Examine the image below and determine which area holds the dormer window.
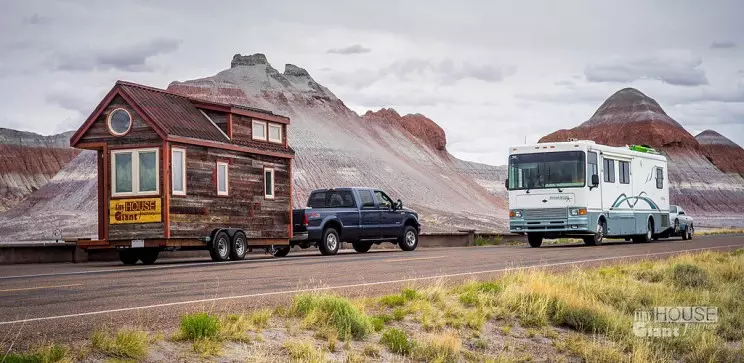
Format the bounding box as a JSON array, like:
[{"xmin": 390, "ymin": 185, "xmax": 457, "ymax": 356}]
[
  {"xmin": 268, "ymin": 123, "xmax": 282, "ymax": 143},
  {"xmin": 252, "ymin": 120, "xmax": 267, "ymax": 141}
]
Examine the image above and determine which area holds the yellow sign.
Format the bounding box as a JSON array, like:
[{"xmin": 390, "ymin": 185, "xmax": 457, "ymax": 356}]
[{"xmin": 109, "ymin": 198, "xmax": 162, "ymax": 224}]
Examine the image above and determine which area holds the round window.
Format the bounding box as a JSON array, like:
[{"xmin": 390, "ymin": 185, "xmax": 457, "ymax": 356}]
[{"xmin": 107, "ymin": 108, "xmax": 132, "ymax": 136}]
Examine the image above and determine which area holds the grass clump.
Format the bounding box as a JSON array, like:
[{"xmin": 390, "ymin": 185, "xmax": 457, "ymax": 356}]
[
  {"xmin": 1, "ymin": 344, "xmax": 67, "ymax": 363},
  {"xmin": 291, "ymin": 293, "xmax": 373, "ymax": 340},
  {"xmin": 284, "ymin": 340, "xmax": 325, "ymax": 362},
  {"xmin": 371, "ymin": 313, "xmax": 393, "ymax": 332},
  {"xmin": 474, "ymin": 234, "xmax": 502, "ymax": 246},
  {"xmin": 192, "ymin": 338, "xmax": 222, "ymax": 357},
  {"xmin": 413, "ymin": 331, "xmax": 461, "ymax": 363},
  {"xmin": 380, "ymin": 328, "xmax": 414, "ymax": 355},
  {"xmin": 179, "ymin": 312, "xmax": 220, "ymax": 340},
  {"xmin": 362, "ymin": 344, "xmax": 381, "ymax": 358},
  {"xmin": 670, "ymin": 263, "xmax": 709, "ymax": 288},
  {"xmin": 91, "ymin": 328, "xmax": 149, "ymax": 360}
]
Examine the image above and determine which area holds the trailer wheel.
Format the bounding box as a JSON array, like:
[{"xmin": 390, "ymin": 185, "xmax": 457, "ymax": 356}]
[
  {"xmin": 319, "ymin": 228, "xmax": 340, "ymax": 256},
  {"xmin": 230, "ymin": 231, "xmax": 247, "ymax": 260},
  {"xmin": 211, "ymin": 231, "xmax": 231, "ymax": 261},
  {"xmin": 271, "ymin": 246, "xmax": 290, "ymax": 257},
  {"xmin": 399, "ymin": 226, "xmax": 419, "ymax": 251},
  {"xmin": 353, "ymin": 242, "xmax": 372, "ymax": 253},
  {"xmin": 118, "ymin": 249, "xmax": 138, "ymax": 265},
  {"xmin": 139, "ymin": 248, "xmax": 160, "ymax": 265},
  {"xmin": 527, "ymin": 233, "xmax": 543, "ymax": 248}
]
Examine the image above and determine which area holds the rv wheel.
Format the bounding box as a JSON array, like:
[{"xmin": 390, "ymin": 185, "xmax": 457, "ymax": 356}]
[
  {"xmin": 230, "ymin": 231, "xmax": 247, "ymax": 260},
  {"xmin": 211, "ymin": 231, "xmax": 231, "ymax": 261},
  {"xmin": 118, "ymin": 249, "xmax": 138, "ymax": 265},
  {"xmin": 527, "ymin": 233, "xmax": 543, "ymax": 248},
  {"xmin": 584, "ymin": 220, "xmax": 605, "ymax": 246}
]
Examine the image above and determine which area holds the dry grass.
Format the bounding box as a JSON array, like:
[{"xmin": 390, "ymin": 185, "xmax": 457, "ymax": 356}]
[
  {"xmin": 90, "ymin": 328, "xmax": 150, "ymax": 360},
  {"xmin": 697, "ymin": 228, "xmax": 744, "ymax": 236}
]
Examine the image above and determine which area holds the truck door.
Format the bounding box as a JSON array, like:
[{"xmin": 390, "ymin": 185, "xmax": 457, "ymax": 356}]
[
  {"xmin": 375, "ymin": 190, "xmax": 400, "ymax": 238},
  {"xmin": 357, "ymin": 189, "xmax": 382, "ymax": 239}
]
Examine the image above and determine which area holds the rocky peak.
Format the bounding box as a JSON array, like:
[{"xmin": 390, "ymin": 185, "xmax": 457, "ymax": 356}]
[
  {"xmin": 284, "ymin": 64, "xmax": 311, "ymax": 78},
  {"xmin": 363, "ymin": 108, "xmax": 447, "ymax": 151},
  {"xmin": 231, "ymin": 53, "xmax": 270, "ymax": 68},
  {"xmin": 364, "ymin": 108, "xmax": 401, "ymax": 119},
  {"xmin": 695, "ymin": 130, "xmax": 744, "ymax": 176},
  {"xmin": 695, "ymin": 130, "xmax": 739, "ymax": 146}
]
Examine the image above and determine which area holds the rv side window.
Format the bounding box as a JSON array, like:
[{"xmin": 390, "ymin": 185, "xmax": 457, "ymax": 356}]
[
  {"xmin": 619, "ymin": 161, "xmax": 630, "ymax": 184},
  {"xmin": 603, "ymin": 158, "xmax": 616, "ymax": 183},
  {"xmin": 656, "ymin": 167, "xmax": 664, "ymax": 189},
  {"xmin": 588, "ymin": 152, "xmax": 598, "ymax": 181}
]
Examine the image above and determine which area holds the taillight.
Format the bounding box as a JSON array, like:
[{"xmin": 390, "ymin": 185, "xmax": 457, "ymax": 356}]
[{"xmin": 303, "ymin": 213, "xmax": 309, "ymax": 226}]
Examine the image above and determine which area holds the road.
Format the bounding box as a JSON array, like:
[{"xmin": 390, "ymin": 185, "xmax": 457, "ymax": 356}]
[{"xmin": 0, "ymin": 235, "xmax": 742, "ymax": 347}]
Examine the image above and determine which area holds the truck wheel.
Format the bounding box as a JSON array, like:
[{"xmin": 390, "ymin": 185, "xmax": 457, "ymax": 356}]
[
  {"xmin": 271, "ymin": 246, "xmax": 291, "ymax": 257},
  {"xmin": 118, "ymin": 249, "xmax": 138, "ymax": 265},
  {"xmin": 139, "ymin": 248, "xmax": 160, "ymax": 265},
  {"xmin": 584, "ymin": 220, "xmax": 605, "ymax": 246},
  {"xmin": 211, "ymin": 231, "xmax": 231, "ymax": 261},
  {"xmin": 353, "ymin": 242, "xmax": 372, "ymax": 253},
  {"xmin": 230, "ymin": 231, "xmax": 247, "ymax": 260},
  {"xmin": 319, "ymin": 228, "xmax": 340, "ymax": 256},
  {"xmin": 681, "ymin": 226, "xmax": 689, "ymax": 240},
  {"xmin": 399, "ymin": 226, "xmax": 419, "ymax": 251},
  {"xmin": 527, "ymin": 233, "xmax": 543, "ymax": 248}
]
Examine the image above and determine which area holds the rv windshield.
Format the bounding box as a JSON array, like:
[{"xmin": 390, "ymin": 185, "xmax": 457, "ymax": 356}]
[{"xmin": 508, "ymin": 151, "xmax": 586, "ymax": 190}]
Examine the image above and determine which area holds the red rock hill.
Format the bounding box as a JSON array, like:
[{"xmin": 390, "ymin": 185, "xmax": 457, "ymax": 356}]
[{"xmin": 696, "ymin": 130, "xmax": 744, "ymax": 177}]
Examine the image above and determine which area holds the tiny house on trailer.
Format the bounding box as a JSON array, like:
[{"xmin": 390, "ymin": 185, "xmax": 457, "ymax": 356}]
[
  {"xmin": 506, "ymin": 140, "xmax": 670, "ymax": 247},
  {"xmin": 70, "ymin": 81, "xmax": 294, "ymax": 264}
]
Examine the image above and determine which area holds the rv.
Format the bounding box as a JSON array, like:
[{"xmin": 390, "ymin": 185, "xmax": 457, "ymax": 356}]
[{"xmin": 506, "ymin": 140, "xmax": 670, "ymax": 247}]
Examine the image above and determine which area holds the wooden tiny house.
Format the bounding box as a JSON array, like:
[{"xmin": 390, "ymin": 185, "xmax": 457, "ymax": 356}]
[{"xmin": 70, "ymin": 81, "xmax": 294, "ymax": 264}]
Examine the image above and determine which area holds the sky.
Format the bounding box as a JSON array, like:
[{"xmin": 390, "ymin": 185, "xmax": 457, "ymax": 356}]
[{"xmin": 1, "ymin": 0, "xmax": 743, "ymax": 166}]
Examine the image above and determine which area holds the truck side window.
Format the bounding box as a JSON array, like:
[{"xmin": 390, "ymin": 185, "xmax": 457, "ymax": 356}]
[
  {"xmin": 603, "ymin": 158, "xmax": 615, "ymax": 183},
  {"xmin": 375, "ymin": 191, "xmax": 393, "ymax": 208},
  {"xmin": 619, "ymin": 161, "xmax": 630, "ymax": 184},
  {"xmin": 588, "ymin": 152, "xmax": 598, "ymax": 181},
  {"xmin": 358, "ymin": 190, "xmax": 375, "ymax": 208},
  {"xmin": 656, "ymin": 167, "xmax": 664, "ymax": 189}
]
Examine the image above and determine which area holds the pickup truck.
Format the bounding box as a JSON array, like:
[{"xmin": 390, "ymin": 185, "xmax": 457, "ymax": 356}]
[
  {"xmin": 669, "ymin": 205, "xmax": 694, "ymax": 240},
  {"xmin": 274, "ymin": 187, "xmax": 420, "ymax": 257}
]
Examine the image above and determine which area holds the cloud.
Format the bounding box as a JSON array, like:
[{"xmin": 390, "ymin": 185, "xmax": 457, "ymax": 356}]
[
  {"xmin": 711, "ymin": 41, "xmax": 736, "ymax": 49},
  {"xmin": 327, "ymin": 44, "xmax": 371, "ymax": 54},
  {"xmin": 49, "ymin": 38, "xmax": 182, "ymax": 72},
  {"xmin": 584, "ymin": 50, "xmax": 709, "ymax": 86},
  {"xmin": 23, "ymin": 14, "xmax": 49, "ymax": 25}
]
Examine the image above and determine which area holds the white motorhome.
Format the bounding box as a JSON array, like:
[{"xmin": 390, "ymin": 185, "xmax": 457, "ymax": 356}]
[{"xmin": 506, "ymin": 140, "xmax": 670, "ymax": 247}]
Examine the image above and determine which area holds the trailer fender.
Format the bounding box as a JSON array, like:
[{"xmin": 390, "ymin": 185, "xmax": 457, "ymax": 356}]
[{"xmin": 209, "ymin": 228, "xmax": 243, "ymax": 246}]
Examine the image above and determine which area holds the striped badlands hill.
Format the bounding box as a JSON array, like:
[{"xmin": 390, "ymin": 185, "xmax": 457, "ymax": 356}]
[
  {"xmin": 168, "ymin": 53, "xmax": 508, "ymax": 232},
  {"xmin": 696, "ymin": 130, "xmax": 744, "ymax": 177},
  {"xmin": 541, "ymin": 88, "xmax": 744, "ymax": 227}
]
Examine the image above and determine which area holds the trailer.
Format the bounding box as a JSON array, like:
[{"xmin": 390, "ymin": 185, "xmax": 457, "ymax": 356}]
[
  {"xmin": 69, "ymin": 81, "xmax": 295, "ymax": 264},
  {"xmin": 506, "ymin": 140, "xmax": 670, "ymax": 247}
]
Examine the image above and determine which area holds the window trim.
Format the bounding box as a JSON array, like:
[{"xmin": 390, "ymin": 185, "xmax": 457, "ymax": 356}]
[
  {"xmin": 252, "ymin": 120, "xmax": 267, "ymax": 141},
  {"xmin": 216, "ymin": 161, "xmax": 229, "ymax": 196},
  {"xmin": 111, "ymin": 147, "xmax": 160, "ymax": 197},
  {"xmin": 264, "ymin": 168, "xmax": 275, "ymax": 199},
  {"xmin": 656, "ymin": 167, "xmax": 664, "ymax": 189},
  {"xmin": 171, "ymin": 147, "xmax": 187, "ymax": 196},
  {"xmin": 267, "ymin": 123, "xmax": 282, "ymax": 144},
  {"xmin": 106, "ymin": 108, "xmax": 132, "ymax": 137},
  {"xmin": 619, "ymin": 160, "xmax": 630, "ymax": 184}
]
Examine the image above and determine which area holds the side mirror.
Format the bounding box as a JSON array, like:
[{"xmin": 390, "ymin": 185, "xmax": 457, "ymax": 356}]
[
  {"xmin": 396, "ymin": 199, "xmax": 403, "ymax": 210},
  {"xmin": 504, "ymin": 178, "xmax": 509, "ymax": 190},
  {"xmin": 591, "ymin": 174, "xmax": 600, "ymax": 187}
]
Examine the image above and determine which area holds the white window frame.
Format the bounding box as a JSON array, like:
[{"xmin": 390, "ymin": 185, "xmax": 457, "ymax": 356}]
[
  {"xmin": 252, "ymin": 120, "xmax": 267, "ymax": 141},
  {"xmin": 172, "ymin": 147, "xmax": 187, "ymax": 196},
  {"xmin": 264, "ymin": 168, "xmax": 275, "ymax": 199},
  {"xmin": 217, "ymin": 161, "xmax": 229, "ymax": 196},
  {"xmin": 267, "ymin": 123, "xmax": 282, "ymax": 144},
  {"xmin": 111, "ymin": 148, "xmax": 160, "ymax": 197}
]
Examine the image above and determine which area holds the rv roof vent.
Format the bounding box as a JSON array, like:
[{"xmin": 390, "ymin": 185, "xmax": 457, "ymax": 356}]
[
  {"xmin": 629, "ymin": 144, "xmax": 659, "ymax": 154},
  {"xmin": 567, "ymin": 138, "xmax": 578, "ymax": 142}
]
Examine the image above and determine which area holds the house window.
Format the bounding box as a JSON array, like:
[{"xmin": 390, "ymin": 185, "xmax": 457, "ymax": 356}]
[
  {"xmin": 111, "ymin": 148, "xmax": 159, "ymax": 197},
  {"xmin": 656, "ymin": 167, "xmax": 664, "ymax": 189},
  {"xmin": 252, "ymin": 120, "xmax": 267, "ymax": 141},
  {"xmin": 172, "ymin": 148, "xmax": 186, "ymax": 195},
  {"xmin": 107, "ymin": 108, "xmax": 132, "ymax": 136},
  {"xmin": 217, "ymin": 162, "xmax": 229, "ymax": 196},
  {"xmin": 603, "ymin": 158, "xmax": 615, "ymax": 183},
  {"xmin": 268, "ymin": 123, "xmax": 282, "ymax": 143},
  {"xmin": 264, "ymin": 168, "xmax": 275, "ymax": 199},
  {"xmin": 619, "ymin": 161, "xmax": 630, "ymax": 184}
]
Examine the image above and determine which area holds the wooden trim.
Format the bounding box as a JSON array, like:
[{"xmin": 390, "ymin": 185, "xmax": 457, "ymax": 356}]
[
  {"xmin": 109, "ymin": 143, "xmax": 162, "ymax": 150},
  {"xmin": 192, "ymin": 101, "xmax": 290, "ymax": 124},
  {"xmin": 76, "ymin": 142, "xmax": 107, "ymax": 150},
  {"xmin": 263, "ymin": 166, "xmax": 275, "ymax": 199},
  {"xmin": 288, "ymin": 158, "xmax": 293, "ymax": 239},
  {"xmin": 163, "ymin": 141, "xmax": 171, "ymax": 239},
  {"xmin": 227, "ymin": 113, "xmax": 233, "ymax": 139},
  {"xmin": 246, "ymin": 238, "xmax": 289, "ymax": 246},
  {"xmin": 70, "ymin": 86, "xmax": 121, "ymax": 146},
  {"xmin": 102, "ymin": 144, "xmax": 109, "ymax": 241},
  {"xmin": 97, "ymin": 150, "xmax": 105, "ymax": 240},
  {"xmin": 167, "ymin": 136, "xmax": 295, "ymax": 159},
  {"xmin": 216, "ymin": 161, "xmax": 229, "ymax": 196}
]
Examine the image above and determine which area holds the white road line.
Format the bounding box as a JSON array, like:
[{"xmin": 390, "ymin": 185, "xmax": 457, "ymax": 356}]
[
  {"xmin": 0, "ymin": 243, "xmax": 740, "ymax": 326},
  {"xmin": 385, "ymin": 256, "xmax": 446, "ymax": 262}
]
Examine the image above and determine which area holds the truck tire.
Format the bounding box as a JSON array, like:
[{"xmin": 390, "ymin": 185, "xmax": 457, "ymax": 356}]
[
  {"xmin": 271, "ymin": 246, "xmax": 290, "ymax": 257},
  {"xmin": 230, "ymin": 231, "xmax": 247, "ymax": 260},
  {"xmin": 319, "ymin": 228, "xmax": 340, "ymax": 256},
  {"xmin": 583, "ymin": 220, "xmax": 605, "ymax": 246},
  {"xmin": 353, "ymin": 242, "xmax": 372, "ymax": 253},
  {"xmin": 211, "ymin": 231, "xmax": 231, "ymax": 261},
  {"xmin": 399, "ymin": 226, "xmax": 419, "ymax": 251},
  {"xmin": 139, "ymin": 248, "xmax": 160, "ymax": 265},
  {"xmin": 527, "ymin": 233, "xmax": 543, "ymax": 248},
  {"xmin": 118, "ymin": 249, "xmax": 138, "ymax": 265}
]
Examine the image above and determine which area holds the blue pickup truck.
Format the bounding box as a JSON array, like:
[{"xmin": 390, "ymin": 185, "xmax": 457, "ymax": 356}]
[{"xmin": 275, "ymin": 187, "xmax": 420, "ymax": 256}]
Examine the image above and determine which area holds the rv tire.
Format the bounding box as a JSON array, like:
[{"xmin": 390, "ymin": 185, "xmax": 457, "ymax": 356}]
[
  {"xmin": 584, "ymin": 220, "xmax": 605, "ymax": 246},
  {"xmin": 527, "ymin": 233, "xmax": 543, "ymax": 248}
]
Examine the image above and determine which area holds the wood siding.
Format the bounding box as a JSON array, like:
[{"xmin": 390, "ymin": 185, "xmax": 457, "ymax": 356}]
[
  {"xmin": 201, "ymin": 109, "xmax": 230, "ymax": 137},
  {"xmin": 232, "ymin": 115, "xmax": 287, "ymax": 147},
  {"xmin": 169, "ymin": 143, "xmax": 291, "ymax": 239},
  {"xmin": 79, "ymin": 96, "xmax": 161, "ymax": 146}
]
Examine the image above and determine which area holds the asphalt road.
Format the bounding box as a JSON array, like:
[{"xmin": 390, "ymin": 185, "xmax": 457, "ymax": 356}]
[{"xmin": 1, "ymin": 235, "xmax": 743, "ymax": 348}]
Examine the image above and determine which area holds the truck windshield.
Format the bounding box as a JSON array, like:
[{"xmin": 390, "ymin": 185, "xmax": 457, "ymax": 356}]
[
  {"xmin": 308, "ymin": 190, "xmax": 356, "ymax": 208},
  {"xmin": 508, "ymin": 151, "xmax": 586, "ymax": 190}
]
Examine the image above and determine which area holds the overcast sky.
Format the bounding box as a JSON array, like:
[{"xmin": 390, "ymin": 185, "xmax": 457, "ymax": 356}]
[{"xmin": 1, "ymin": 0, "xmax": 743, "ymax": 165}]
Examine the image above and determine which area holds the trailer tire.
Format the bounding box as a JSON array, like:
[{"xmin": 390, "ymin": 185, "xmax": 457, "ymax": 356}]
[
  {"xmin": 230, "ymin": 231, "xmax": 247, "ymax": 260},
  {"xmin": 271, "ymin": 246, "xmax": 290, "ymax": 257},
  {"xmin": 319, "ymin": 228, "xmax": 340, "ymax": 256},
  {"xmin": 399, "ymin": 226, "xmax": 419, "ymax": 251},
  {"xmin": 118, "ymin": 250, "xmax": 138, "ymax": 265},
  {"xmin": 353, "ymin": 242, "xmax": 373, "ymax": 253},
  {"xmin": 139, "ymin": 248, "xmax": 160, "ymax": 265},
  {"xmin": 211, "ymin": 231, "xmax": 231, "ymax": 262},
  {"xmin": 527, "ymin": 233, "xmax": 543, "ymax": 248}
]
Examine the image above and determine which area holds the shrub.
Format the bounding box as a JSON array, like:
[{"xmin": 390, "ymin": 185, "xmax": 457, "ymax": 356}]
[
  {"xmin": 91, "ymin": 328, "xmax": 149, "ymax": 360},
  {"xmin": 180, "ymin": 313, "xmax": 220, "ymax": 340},
  {"xmin": 671, "ymin": 264, "xmax": 709, "ymax": 288},
  {"xmin": 249, "ymin": 308, "xmax": 272, "ymax": 330},
  {"xmin": 379, "ymin": 294, "xmax": 407, "ymax": 307},
  {"xmin": 371, "ymin": 314, "xmax": 393, "ymax": 332},
  {"xmin": 2, "ymin": 344, "xmax": 67, "ymax": 363},
  {"xmin": 393, "ymin": 307, "xmax": 408, "ymax": 321},
  {"xmin": 291, "ymin": 293, "xmax": 373, "ymax": 340},
  {"xmin": 380, "ymin": 328, "xmax": 414, "ymax": 355}
]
